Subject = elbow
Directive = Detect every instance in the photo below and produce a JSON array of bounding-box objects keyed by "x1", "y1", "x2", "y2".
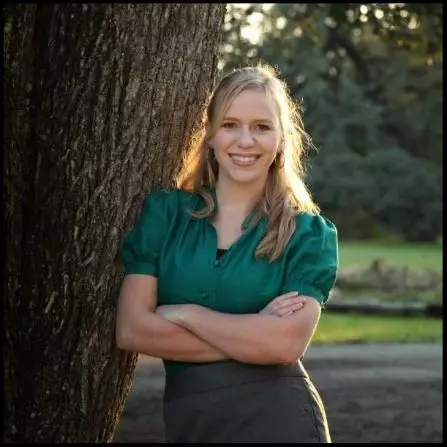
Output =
[
  {"x1": 115, "y1": 311, "x2": 159, "y2": 353},
  {"x1": 278, "y1": 339, "x2": 306, "y2": 365},
  {"x1": 280, "y1": 350, "x2": 302, "y2": 365},
  {"x1": 115, "y1": 329, "x2": 130, "y2": 351},
  {"x1": 115, "y1": 321, "x2": 135, "y2": 351}
]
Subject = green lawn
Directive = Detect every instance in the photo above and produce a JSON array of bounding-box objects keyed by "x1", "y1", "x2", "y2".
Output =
[
  {"x1": 338, "y1": 241, "x2": 442, "y2": 272},
  {"x1": 314, "y1": 313, "x2": 443, "y2": 344}
]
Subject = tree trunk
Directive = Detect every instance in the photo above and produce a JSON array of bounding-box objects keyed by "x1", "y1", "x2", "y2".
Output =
[{"x1": 4, "y1": 4, "x2": 226, "y2": 443}]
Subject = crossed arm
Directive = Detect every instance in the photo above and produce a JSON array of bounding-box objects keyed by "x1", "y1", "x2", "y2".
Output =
[{"x1": 115, "y1": 274, "x2": 321, "y2": 365}]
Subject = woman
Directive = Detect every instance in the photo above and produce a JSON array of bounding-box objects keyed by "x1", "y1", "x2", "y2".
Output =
[{"x1": 116, "y1": 64, "x2": 338, "y2": 443}]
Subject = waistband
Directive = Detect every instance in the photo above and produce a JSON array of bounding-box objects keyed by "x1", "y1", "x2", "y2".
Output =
[{"x1": 164, "y1": 360, "x2": 308, "y2": 400}]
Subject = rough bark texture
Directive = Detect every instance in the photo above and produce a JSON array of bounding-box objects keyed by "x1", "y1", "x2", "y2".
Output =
[{"x1": 4, "y1": 4, "x2": 226, "y2": 443}]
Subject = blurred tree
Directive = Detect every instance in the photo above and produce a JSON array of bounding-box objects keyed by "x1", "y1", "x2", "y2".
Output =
[
  {"x1": 4, "y1": 3, "x2": 225, "y2": 443},
  {"x1": 308, "y1": 149, "x2": 442, "y2": 241},
  {"x1": 360, "y1": 148, "x2": 442, "y2": 242}
]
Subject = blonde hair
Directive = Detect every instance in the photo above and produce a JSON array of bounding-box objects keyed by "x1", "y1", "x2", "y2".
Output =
[{"x1": 175, "y1": 63, "x2": 320, "y2": 262}]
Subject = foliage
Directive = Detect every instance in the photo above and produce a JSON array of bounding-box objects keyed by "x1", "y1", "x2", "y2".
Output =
[
  {"x1": 360, "y1": 149, "x2": 442, "y2": 241},
  {"x1": 308, "y1": 148, "x2": 442, "y2": 241}
]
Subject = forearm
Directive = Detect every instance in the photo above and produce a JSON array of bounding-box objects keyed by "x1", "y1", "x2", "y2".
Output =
[
  {"x1": 118, "y1": 311, "x2": 229, "y2": 362},
  {"x1": 177, "y1": 305, "x2": 295, "y2": 365}
]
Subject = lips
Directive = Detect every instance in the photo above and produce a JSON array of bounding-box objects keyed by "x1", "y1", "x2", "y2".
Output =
[{"x1": 229, "y1": 154, "x2": 261, "y2": 166}]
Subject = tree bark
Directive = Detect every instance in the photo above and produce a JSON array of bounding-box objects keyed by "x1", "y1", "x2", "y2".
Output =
[{"x1": 4, "y1": 3, "x2": 226, "y2": 443}]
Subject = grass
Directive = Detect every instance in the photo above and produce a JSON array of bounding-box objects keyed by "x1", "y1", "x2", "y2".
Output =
[
  {"x1": 317, "y1": 242, "x2": 443, "y2": 343},
  {"x1": 313, "y1": 313, "x2": 443, "y2": 344},
  {"x1": 338, "y1": 241, "x2": 442, "y2": 272}
]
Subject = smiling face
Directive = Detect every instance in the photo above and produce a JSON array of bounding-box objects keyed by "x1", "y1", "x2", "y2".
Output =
[{"x1": 209, "y1": 88, "x2": 282, "y2": 188}]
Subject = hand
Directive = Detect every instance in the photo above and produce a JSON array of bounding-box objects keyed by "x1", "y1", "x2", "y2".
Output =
[
  {"x1": 155, "y1": 304, "x2": 191, "y2": 323},
  {"x1": 259, "y1": 292, "x2": 307, "y2": 318}
]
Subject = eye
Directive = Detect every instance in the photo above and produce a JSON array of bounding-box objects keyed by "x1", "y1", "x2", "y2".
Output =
[
  {"x1": 222, "y1": 122, "x2": 237, "y2": 129},
  {"x1": 256, "y1": 124, "x2": 271, "y2": 132}
]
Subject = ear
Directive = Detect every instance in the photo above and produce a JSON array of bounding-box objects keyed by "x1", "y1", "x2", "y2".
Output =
[{"x1": 277, "y1": 138, "x2": 284, "y2": 154}]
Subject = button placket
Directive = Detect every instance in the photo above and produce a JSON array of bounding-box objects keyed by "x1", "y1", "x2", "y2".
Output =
[{"x1": 211, "y1": 251, "x2": 226, "y2": 306}]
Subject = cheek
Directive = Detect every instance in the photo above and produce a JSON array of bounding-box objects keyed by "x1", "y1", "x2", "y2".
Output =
[
  {"x1": 262, "y1": 135, "x2": 280, "y2": 155},
  {"x1": 212, "y1": 133, "x2": 233, "y2": 154}
]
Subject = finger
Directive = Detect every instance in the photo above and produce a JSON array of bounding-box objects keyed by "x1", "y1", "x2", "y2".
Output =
[
  {"x1": 278, "y1": 296, "x2": 307, "y2": 308},
  {"x1": 272, "y1": 296, "x2": 307, "y2": 311},
  {"x1": 278, "y1": 291, "x2": 300, "y2": 300},
  {"x1": 275, "y1": 301, "x2": 305, "y2": 316},
  {"x1": 275, "y1": 291, "x2": 300, "y2": 301},
  {"x1": 283, "y1": 307, "x2": 298, "y2": 318},
  {"x1": 261, "y1": 292, "x2": 305, "y2": 315},
  {"x1": 267, "y1": 291, "x2": 300, "y2": 307}
]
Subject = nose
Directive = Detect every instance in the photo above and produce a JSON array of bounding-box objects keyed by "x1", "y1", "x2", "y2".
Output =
[{"x1": 237, "y1": 126, "x2": 254, "y2": 148}]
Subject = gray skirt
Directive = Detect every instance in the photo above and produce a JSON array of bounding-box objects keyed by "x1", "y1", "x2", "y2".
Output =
[{"x1": 163, "y1": 360, "x2": 331, "y2": 443}]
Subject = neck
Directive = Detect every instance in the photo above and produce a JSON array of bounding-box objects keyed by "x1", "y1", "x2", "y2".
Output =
[{"x1": 214, "y1": 176, "x2": 266, "y2": 214}]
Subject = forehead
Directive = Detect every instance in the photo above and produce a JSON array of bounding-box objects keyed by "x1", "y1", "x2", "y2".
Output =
[{"x1": 224, "y1": 88, "x2": 277, "y2": 120}]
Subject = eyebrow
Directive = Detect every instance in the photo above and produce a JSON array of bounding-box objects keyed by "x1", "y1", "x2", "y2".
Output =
[{"x1": 223, "y1": 116, "x2": 274, "y2": 124}]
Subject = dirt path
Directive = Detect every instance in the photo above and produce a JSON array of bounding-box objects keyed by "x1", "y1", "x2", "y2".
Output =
[{"x1": 113, "y1": 343, "x2": 442, "y2": 443}]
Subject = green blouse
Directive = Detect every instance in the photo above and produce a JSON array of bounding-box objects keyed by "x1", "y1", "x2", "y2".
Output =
[{"x1": 121, "y1": 188, "x2": 339, "y2": 374}]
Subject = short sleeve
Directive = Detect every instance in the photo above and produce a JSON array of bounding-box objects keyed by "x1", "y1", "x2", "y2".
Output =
[
  {"x1": 121, "y1": 190, "x2": 173, "y2": 276},
  {"x1": 281, "y1": 214, "x2": 339, "y2": 307}
]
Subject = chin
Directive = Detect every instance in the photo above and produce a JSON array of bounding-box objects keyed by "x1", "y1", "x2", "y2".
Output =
[{"x1": 228, "y1": 170, "x2": 267, "y2": 185}]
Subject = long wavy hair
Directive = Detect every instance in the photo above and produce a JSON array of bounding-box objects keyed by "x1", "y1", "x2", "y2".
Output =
[{"x1": 175, "y1": 64, "x2": 320, "y2": 262}]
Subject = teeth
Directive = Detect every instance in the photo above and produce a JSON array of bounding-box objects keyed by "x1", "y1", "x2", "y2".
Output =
[{"x1": 230, "y1": 155, "x2": 259, "y2": 164}]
